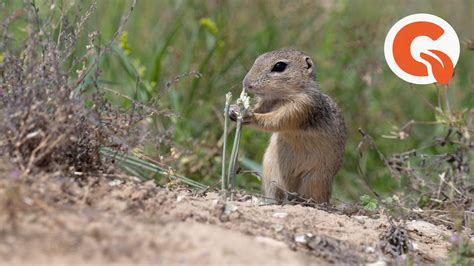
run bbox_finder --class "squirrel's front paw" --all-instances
[229,104,240,122]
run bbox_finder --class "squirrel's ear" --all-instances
[304,56,316,79]
[305,57,313,70]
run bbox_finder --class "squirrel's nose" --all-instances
[243,78,254,91]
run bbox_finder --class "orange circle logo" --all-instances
[384,14,460,85]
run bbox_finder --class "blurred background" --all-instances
[3,0,473,202]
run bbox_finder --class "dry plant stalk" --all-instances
[356,96,473,230]
[0,0,164,177]
[221,92,232,192]
[221,89,250,199]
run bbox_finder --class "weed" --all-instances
[360,194,378,212]
[445,233,473,265]
[0,0,177,182]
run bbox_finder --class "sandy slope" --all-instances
[0,173,453,264]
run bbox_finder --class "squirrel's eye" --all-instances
[271,62,287,72]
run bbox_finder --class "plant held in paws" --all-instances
[221,89,250,199]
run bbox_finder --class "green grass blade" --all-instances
[241,157,262,173]
[100,147,206,189]
[150,22,182,83]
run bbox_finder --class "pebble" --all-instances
[177,195,186,202]
[353,215,367,225]
[273,212,288,219]
[364,246,375,253]
[108,179,124,186]
[294,235,307,244]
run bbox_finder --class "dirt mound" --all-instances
[0,169,456,264]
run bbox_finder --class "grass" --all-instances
[2,0,473,204]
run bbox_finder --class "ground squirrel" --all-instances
[230,49,346,203]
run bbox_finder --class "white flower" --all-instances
[238,88,250,110]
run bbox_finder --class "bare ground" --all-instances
[0,165,459,265]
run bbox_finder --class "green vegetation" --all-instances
[360,194,378,212]
[2,0,472,204]
[445,234,474,265]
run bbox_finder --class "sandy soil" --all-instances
[0,169,457,265]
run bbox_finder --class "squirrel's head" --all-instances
[243,49,317,100]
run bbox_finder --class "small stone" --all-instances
[23,197,33,206]
[295,235,307,244]
[364,246,375,253]
[353,215,366,224]
[108,179,124,187]
[177,195,186,202]
[366,260,388,266]
[273,212,288,219]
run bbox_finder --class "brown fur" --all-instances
[232,49,347,203]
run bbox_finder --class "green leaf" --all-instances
[360,194,378,211]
